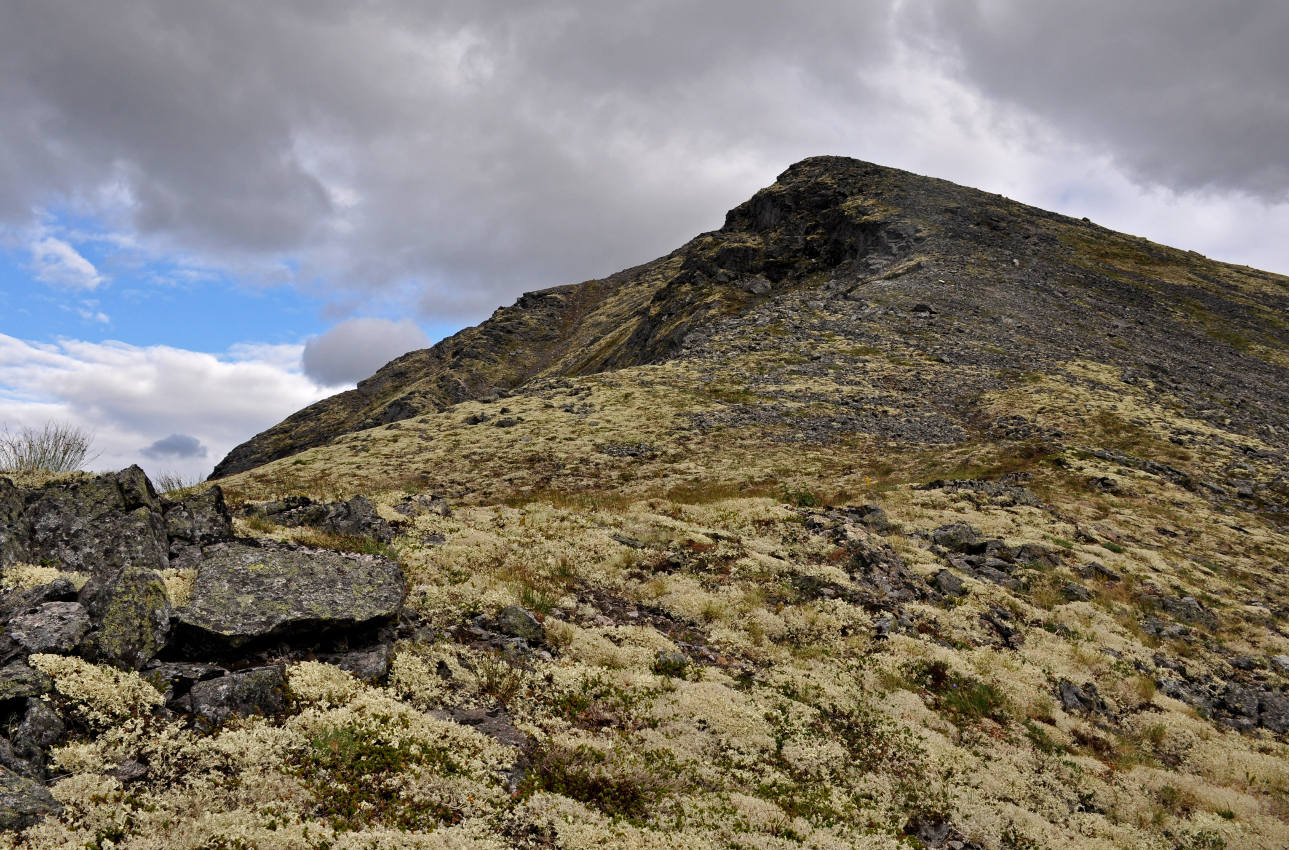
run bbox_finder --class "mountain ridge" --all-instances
[212,156,1289,483]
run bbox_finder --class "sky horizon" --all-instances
[2,1,1288,482]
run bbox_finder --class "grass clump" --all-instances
[0,420,96,474]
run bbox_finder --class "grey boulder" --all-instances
[162,486,233,554]
[188,666,287,729]
[0,765,59,831]
[78,565,172,669]
[495,606,545,644]
[175,543,405,649]
[0,663,52,702]
[21,466,169,576]
[7,602,90,654]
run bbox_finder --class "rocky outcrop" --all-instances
[0,468,410,829]
[11,466,169,574]
[243,495,394,543]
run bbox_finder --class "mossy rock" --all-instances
[175,543,405,649]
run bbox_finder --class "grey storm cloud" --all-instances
[141,433,207,460]
[1,0,1286,327]
[919,1,1289,199]
[302,317,432,386]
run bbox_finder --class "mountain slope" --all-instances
[13,157,1289,850]
[212,156,1289,480]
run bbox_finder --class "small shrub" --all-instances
[295,724,459,832]
[1102,541,1126,554]
[1175,831,1227,850]
[904,659,1009,727]
[522,741,678,823]
[781,486,820,508]
[476,652,527,705]
[1023,720,1066,755]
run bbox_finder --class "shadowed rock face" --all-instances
[174,543,405,651]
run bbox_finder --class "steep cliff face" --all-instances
[212,156,1289,478]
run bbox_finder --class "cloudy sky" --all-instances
[2,0,1287,482]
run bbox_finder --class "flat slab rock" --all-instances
[175,543,405,649]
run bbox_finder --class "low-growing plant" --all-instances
[904,659,1009,728]
[295,724,460,832]
[521,740,680,823]
[294,528,396,558]
[476,652,528,705]
[781,486,820,508]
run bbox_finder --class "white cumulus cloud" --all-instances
[30,236,103,290]
[0,334,333,482]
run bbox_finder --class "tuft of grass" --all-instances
[0,420,96,473]
[154,470,205,495]
[293,528,397,558]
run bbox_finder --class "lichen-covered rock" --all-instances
[13,700,64,761]
[495,605,544,644]
[323,644,392,682]
[0,663,52,702]
[7,602,90,654]
[0,478,29,567]
[0,579,77,623]
[931,522,985,554]
[188,666,287,728]
[78,566,172,669]
[162,486,233,554]
[175,543,405,649]
[0,764,59,830]
[933,569,966,597]
[248,495,394,543]
[20,466,169,575]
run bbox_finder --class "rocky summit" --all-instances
[4,157,1289,848]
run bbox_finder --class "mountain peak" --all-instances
[211,158,1289,480]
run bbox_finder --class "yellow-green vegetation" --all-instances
[8,158,1289,848]
[14,378,1289,847]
